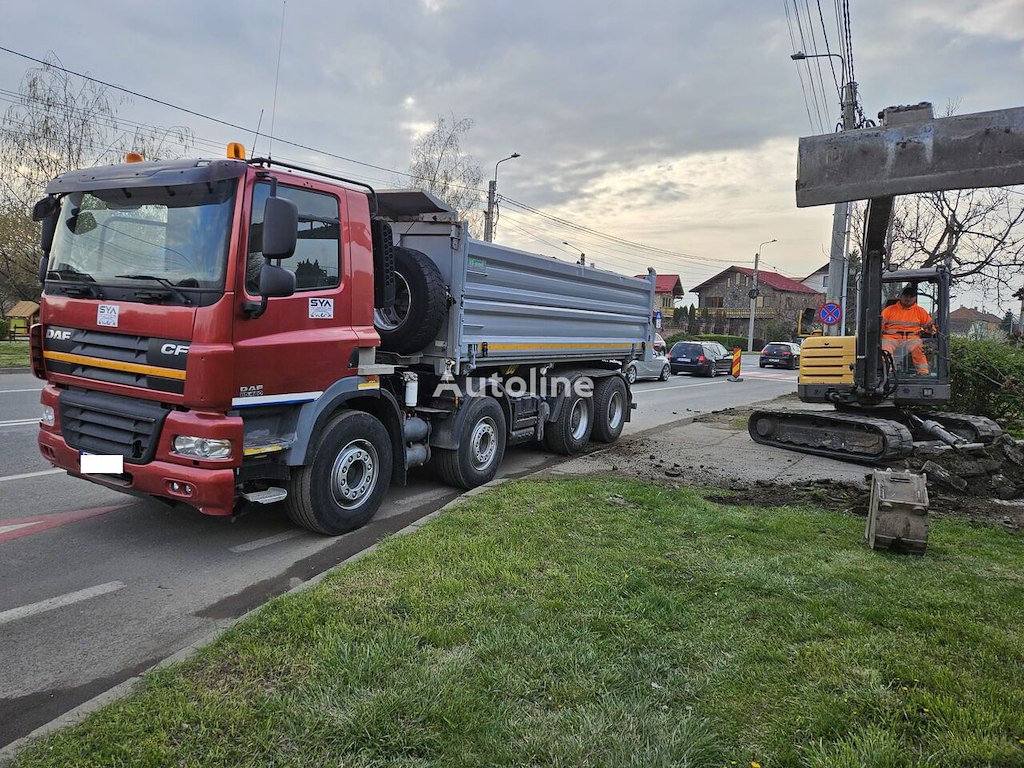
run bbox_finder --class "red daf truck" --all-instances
[28,147,656,534]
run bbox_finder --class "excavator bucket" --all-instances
[796,103,1024,207]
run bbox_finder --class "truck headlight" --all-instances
[172,436,233,460]
[41,405,55,426]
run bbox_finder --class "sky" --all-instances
[1,0,1022,311]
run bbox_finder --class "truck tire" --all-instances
[544,388,594,455]
[284,410,393,535]
[373,246,447,355]
[591,376,627,443]
[434,396,506,489]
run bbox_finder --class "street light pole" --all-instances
[792,51,857,335]
[747,239,777,352]
[563,241,586,266]
[483,152,520,242]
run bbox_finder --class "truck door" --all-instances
[232,180,358,407]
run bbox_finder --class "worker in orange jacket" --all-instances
[881,284,936,374]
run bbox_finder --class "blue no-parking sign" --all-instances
[819,302,842,326]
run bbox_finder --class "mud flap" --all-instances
[866,469,929,554]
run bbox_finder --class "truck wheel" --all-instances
[284,410,393,535]
[373,246,447,355]
[544,389,594,455]
[434,396,506,489]
[592,376,627,443]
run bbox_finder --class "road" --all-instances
[0,359,798,748]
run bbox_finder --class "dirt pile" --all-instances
[899,434,1024,501]
[679,405,1024,531]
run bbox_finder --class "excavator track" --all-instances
[748,409,915,464]
[917,412,1002,444]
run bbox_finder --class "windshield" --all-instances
[46,179,237,304]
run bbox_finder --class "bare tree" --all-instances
[0,55,192,302]
[407,113,484,236]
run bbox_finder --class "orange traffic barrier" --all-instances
[728,347,743,381]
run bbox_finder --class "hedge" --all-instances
[945,337,1024,430]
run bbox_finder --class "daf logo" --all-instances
[46,328,72,341]
[160,343,190,356]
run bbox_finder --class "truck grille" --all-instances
[43,327,187,395]
[58,388,171,464]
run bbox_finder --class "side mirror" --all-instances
[243,264,295,319]
[262,197,298,259]
[33,197,59,254]
[259,263,296,298]
[38,255,49,285]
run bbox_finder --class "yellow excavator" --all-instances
[749,102,1024,463]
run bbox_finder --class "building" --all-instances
[635,273,684,325]
[690,267,823,338]
[948,306,1004,338]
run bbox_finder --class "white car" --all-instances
[626,353,671,383]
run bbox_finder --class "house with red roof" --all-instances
[634,273,684,321]
[689,266,824,338]
[948,306,1004,338]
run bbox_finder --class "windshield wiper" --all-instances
[115,274,193,305]
[47,266,103,298]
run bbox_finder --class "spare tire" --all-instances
[373,246,448,355]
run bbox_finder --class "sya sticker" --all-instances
[97,304,119,328]
[309,297,334,319]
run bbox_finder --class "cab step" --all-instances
[242,487,288,505]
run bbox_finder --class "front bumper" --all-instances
[39,429,237,516]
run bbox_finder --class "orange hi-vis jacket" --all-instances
[881,303,934,339]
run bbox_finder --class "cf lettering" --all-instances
[160,344,190,356]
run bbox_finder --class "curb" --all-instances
[0,368,31,375]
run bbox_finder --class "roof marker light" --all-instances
[125,152,144,163]
[227,142,246,159]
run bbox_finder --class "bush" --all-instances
[0,318,8,339]
[945,338,1024,430]
[664,332,748,350]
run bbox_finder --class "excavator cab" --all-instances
[750,102,1024,463]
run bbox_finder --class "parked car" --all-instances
[653,332,667,355]
[626,353,671,383]
[760,341,801,369]
[667,340,733,377]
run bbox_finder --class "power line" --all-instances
[0,44,713,268]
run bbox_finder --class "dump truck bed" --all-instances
[378,190,656,374]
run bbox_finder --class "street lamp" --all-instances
[563,241,586,266]
[483,152,520,242]
[747,239,777,353]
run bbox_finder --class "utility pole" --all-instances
[747,239,776,352]
[825,81,858,335]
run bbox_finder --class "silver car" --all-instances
[626,353,671,383]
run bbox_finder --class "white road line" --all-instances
[0,521,43,536]
[230,530,306,553]
[0,419,39,428]
[0,581,126,627]
[0,469,64,483]
[0,388,43,394]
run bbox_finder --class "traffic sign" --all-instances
[819,302,842,326]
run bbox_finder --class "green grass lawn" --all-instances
[11,478,1024,768]
[0,340,29,367]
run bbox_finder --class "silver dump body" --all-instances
[378,190,656,375]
